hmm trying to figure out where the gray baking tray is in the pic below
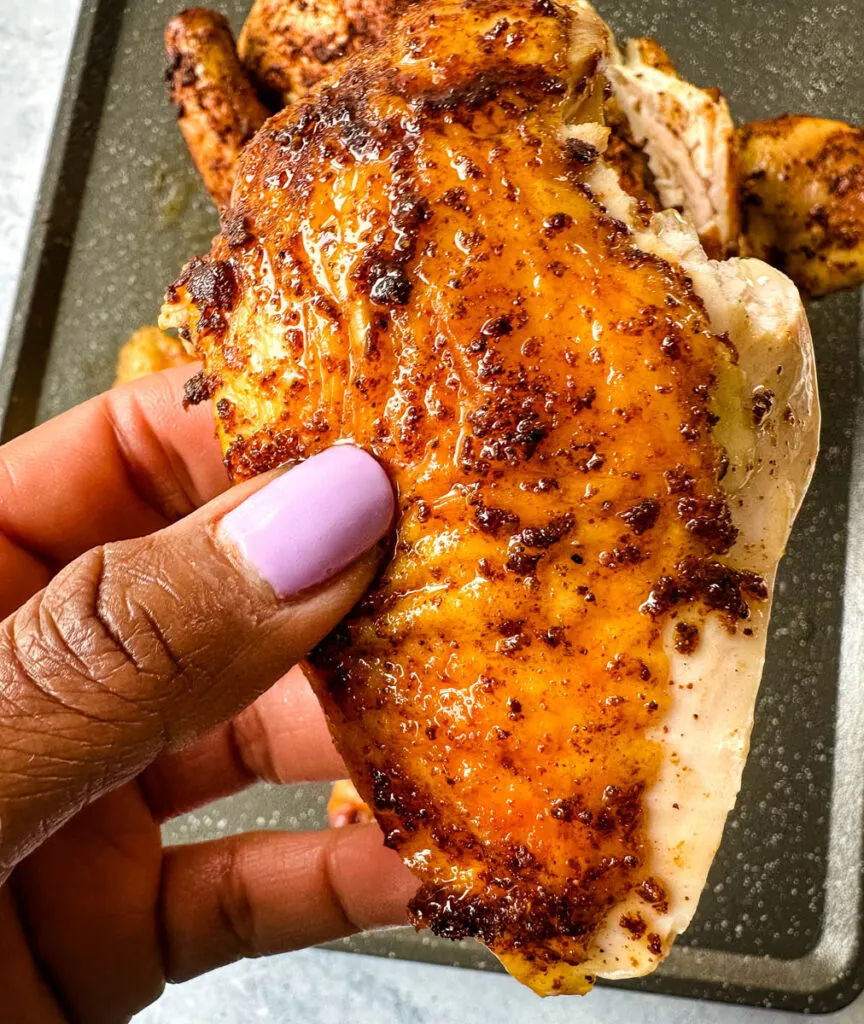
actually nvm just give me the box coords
[2,0,862,1013]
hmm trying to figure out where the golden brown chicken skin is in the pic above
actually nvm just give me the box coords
[166,5,861,303]
[165,8,271,209]
[738,114,864,297]
[163,0,767,993]
[238,0,418,105]
[115,326,194,385]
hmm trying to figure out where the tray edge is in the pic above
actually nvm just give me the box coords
[0,0,126,442]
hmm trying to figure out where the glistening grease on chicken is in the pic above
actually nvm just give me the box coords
[166,1,864,300]
[162,0,818,996]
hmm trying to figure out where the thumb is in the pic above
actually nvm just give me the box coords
[0,445,394,874]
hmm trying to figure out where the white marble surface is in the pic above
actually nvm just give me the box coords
[0,1,862,1022]
[0,0,79,344]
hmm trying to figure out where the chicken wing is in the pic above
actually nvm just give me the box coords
[165,8,271,209]
[738,114,864,297]
[162,0,817,995]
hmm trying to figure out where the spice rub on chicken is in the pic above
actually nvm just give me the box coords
[161,0,818,996]
[738,114,864,297]
[167,2,864,300]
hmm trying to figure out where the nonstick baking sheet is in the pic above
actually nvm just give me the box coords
[2,0,863,1011]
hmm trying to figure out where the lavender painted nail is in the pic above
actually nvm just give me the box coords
[220,446,395,597]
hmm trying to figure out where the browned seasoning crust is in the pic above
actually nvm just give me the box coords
[168,3,863,304]
[627,36,680,79]
[165,8,272,209]
[238,0,419,105]
[602,121,661,224]
[163,0,767,984]
[738,114,864,297]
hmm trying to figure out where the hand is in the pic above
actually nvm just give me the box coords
[0,367,416,1024]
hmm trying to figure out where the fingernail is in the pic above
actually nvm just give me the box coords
[220,446,395,598]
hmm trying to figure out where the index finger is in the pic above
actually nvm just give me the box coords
[161,824,418,984]
[0,365,228,591]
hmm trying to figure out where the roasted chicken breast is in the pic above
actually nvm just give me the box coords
[168,4,864,297]
[162,0,818,996]
[606,37,739,259]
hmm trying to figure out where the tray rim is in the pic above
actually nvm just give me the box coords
[2,0,862,1013]
[0,0,124,442]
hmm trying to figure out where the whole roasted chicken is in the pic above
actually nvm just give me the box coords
[162,0,819,996]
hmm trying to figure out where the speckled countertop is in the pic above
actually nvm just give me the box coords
[1,1,862,1022]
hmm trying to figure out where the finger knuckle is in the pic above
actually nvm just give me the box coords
[228,705,279,785]
[1,545,183,726]
[215,841,262,961]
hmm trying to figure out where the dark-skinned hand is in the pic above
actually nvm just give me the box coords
[0,366,416,1024]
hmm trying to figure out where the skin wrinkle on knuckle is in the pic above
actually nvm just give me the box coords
[215,842,263,962]
[93,545,205,748]
[0,634,130,774]
[98,541,203,688]
[96,546,190,688]
[94,533,287,746]
[23,549,129,686]
[29,588,96,684]
[0,639,120,810]
[103,393,198,525]
[31,554,144,696]
[0,664,120,849]
[227,706,276,786]
[1,616,113,731]
[323,833,364,935]
[2,547,176,744]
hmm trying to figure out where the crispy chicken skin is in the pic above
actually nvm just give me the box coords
[238,0,417,105]
[115,326,193,385]
[165,8,271,209]
[166,7,861,300]
[167,4,861,302]
[738,115,864,297]
[162,0,817,995]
